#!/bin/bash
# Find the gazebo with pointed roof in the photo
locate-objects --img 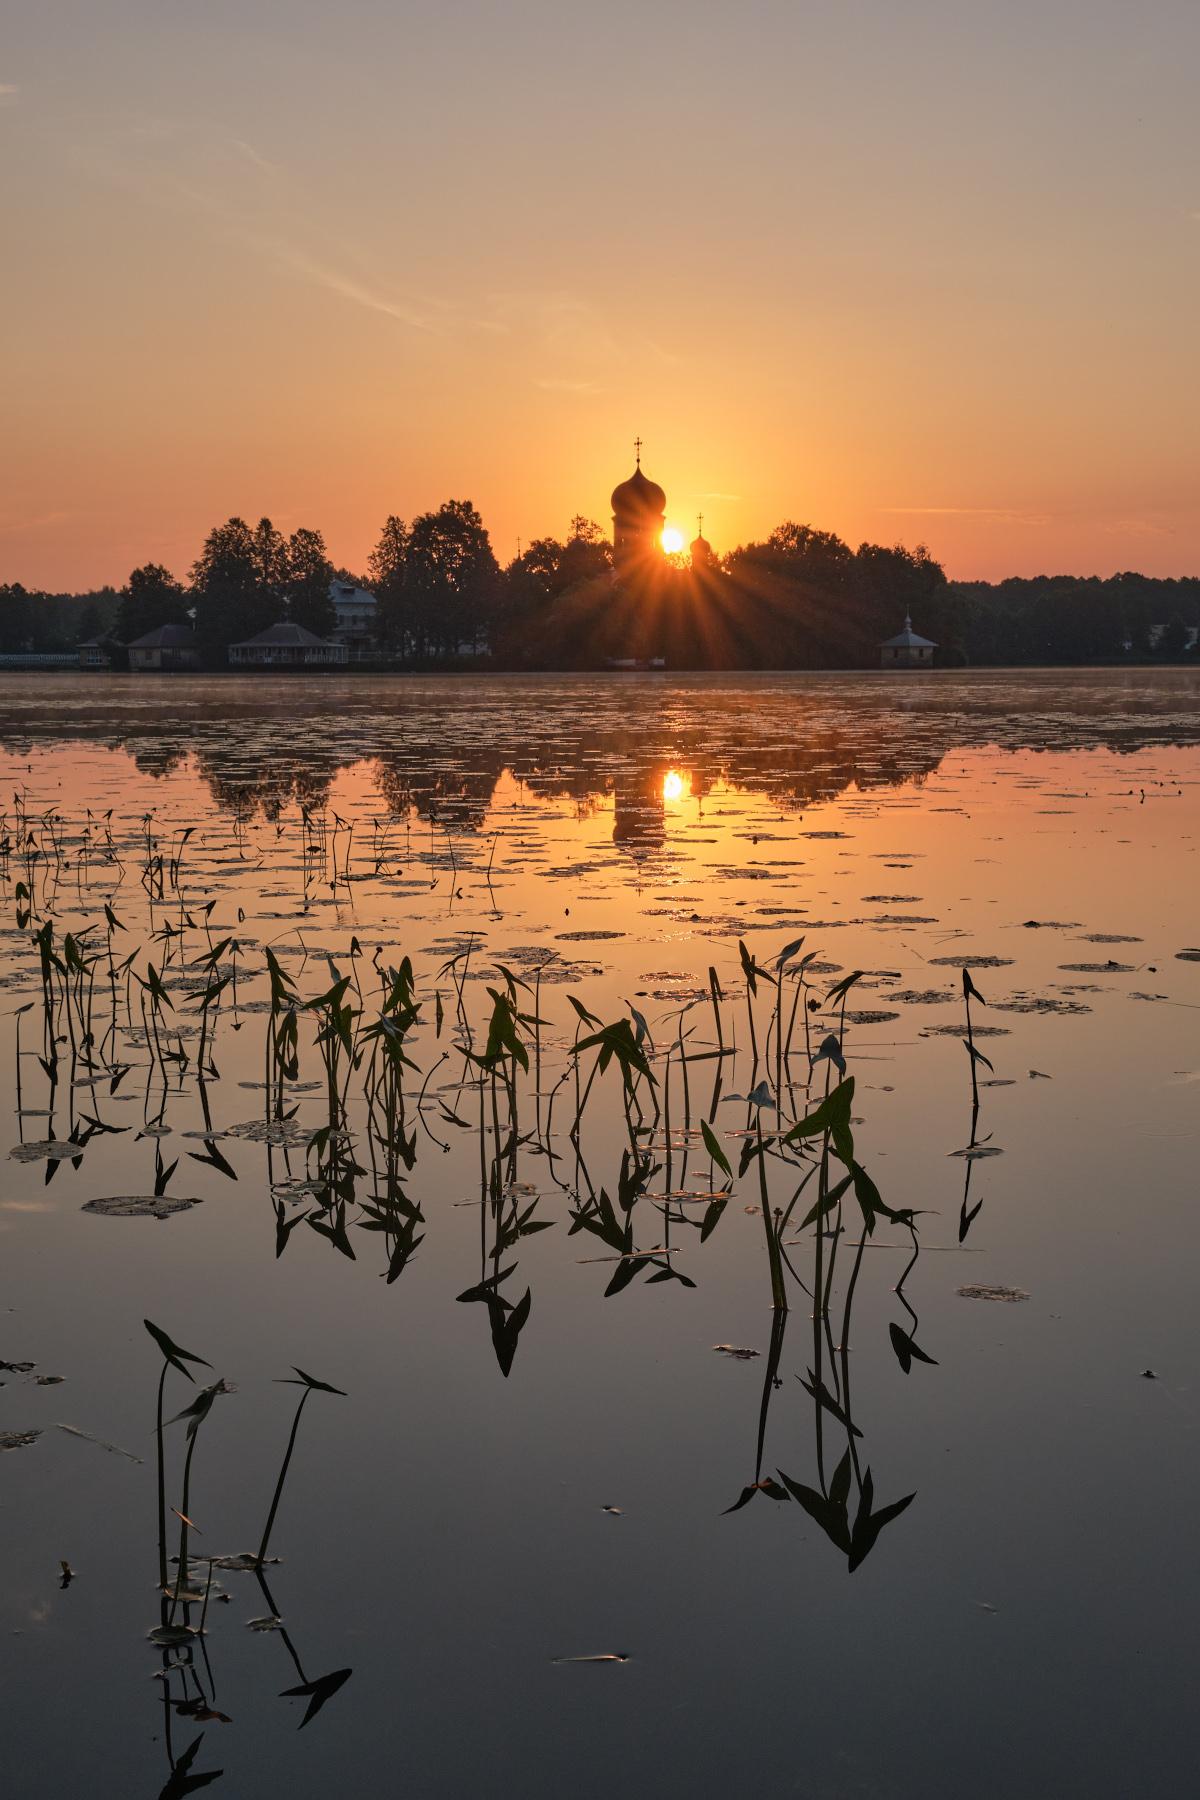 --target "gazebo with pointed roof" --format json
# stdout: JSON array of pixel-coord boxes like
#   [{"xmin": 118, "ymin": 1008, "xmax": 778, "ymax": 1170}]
[
  {"xmin": 228, "ymin": 621, "xmax": 348, "ymax": 669},
  {"xmin": 880, "ymin": 614, "xmax": 937, "ymax": 669}
]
